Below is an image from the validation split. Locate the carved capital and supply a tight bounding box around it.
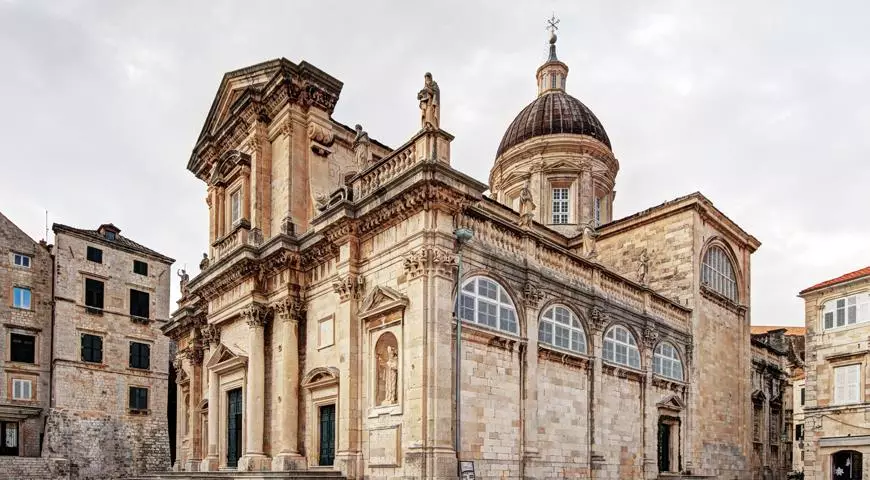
[589,306,609,332]
[642,326,659,349]
[522,282,545,308]
[402,246,456,279]
[281,117,293,137]
[201,324,220,347]
[240,303,271,328]
[172,354,184,373]
[332,274,365,302]
[186,341,205,364]
[274,295,306,323]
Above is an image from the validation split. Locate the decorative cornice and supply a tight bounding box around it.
[240,303,271,328]
[332,274,365,302]
[402,246,456,279]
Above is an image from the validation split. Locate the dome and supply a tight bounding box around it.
[496,92,611,157]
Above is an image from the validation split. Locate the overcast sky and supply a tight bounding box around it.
[2,0,868,325]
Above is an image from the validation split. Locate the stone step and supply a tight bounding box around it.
[131,471,345,480]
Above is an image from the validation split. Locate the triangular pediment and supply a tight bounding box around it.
[206,343,247,369]
[359,286,409,321]
[657,394,686,412]
[544,159,584,173]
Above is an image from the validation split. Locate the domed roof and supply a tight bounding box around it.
[496,92,611,157]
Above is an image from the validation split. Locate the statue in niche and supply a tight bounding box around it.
[637,248,650,285]
[353,124,371,170]
[375,332,399,406]
[417,72,440,129]
[581,222,599,258]
[517,180,536,228]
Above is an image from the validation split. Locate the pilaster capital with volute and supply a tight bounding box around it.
[201,324,221,347]
[589,305,609,333]
[522,282,545,309]
[240,303,271,328]
[332,274,365,302]
[274,295,306,323]
[642,325,659,350]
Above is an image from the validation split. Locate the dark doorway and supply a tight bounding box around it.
[0,421,19,456]
[226,388,243,468]
[658,419,671,473]
[318,404,336,466]
[832,450,863,480]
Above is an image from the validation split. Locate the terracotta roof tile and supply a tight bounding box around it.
[799,266,870,295]
[750,326,806,336]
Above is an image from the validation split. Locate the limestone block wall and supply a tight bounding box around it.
[595,374,643,479]
[535,358,590,478]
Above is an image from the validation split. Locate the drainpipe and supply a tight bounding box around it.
[453,228,473,472]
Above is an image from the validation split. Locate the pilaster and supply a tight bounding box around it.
[641,325,658,479]
[588,305,607,476]
[521,281,544,467]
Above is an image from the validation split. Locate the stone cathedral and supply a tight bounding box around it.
[165,27,760,480]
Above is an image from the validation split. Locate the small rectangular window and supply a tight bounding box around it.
[800,387,805,406]
[86,246,103,263]
[129,289,150,319]
[834,364,861,404]
[133,260,148,276]
[104,231,116,241]
[12,253,31,268]
[231,189,242,224]
[551,187,569,224]
[81,333,103,363]
[10,334,35,364]
[795,424,804,441]
[129,342,151,370]
[551,74,557,89]
[129,386,149,412]
[12,379,32,400]
[85,278,104,310]
[12,287,31,309]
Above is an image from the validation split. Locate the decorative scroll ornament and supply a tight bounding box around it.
[307,122,335,157]
[332,274,365,301]
[240,303,271,328]
[402,246,456,279]
[201,324,220,347]
[522,282,545,308]
[589,306,609,332]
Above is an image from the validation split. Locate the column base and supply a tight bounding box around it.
[238,454,271,472]
[183,459,201,472]
[334,451,363,479]
[200,456,220,472]
[272,452,306,471]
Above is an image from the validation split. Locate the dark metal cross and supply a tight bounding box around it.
[546,13,560,34]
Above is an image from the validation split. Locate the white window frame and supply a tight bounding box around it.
[833,364,861,405]
[551,187,569,224]
[12,253,31,268]
[12,379,32,400]
[822,293,870,330]
[458,276,518,334]
[538,305,587,354]
[12,286,31,310]
[230,188,242,225]
[701,245,738,302]
[603,325,641,369]
[653,342,684,380]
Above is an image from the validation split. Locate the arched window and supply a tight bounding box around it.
[458,276,518,334]
[538,305,586,353]
[603,325,640,368]
[702,245,738,301]
[653,342,684,380]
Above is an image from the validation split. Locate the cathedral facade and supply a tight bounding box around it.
[165,31,760,479]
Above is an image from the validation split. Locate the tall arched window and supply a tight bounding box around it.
[603,325,641,368]
[458,276,518,334]
[653,342,684,380]
[702,245,738,301]
[538,305,587,354]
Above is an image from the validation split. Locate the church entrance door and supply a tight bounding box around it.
[658,418,671,473]
[318,404,335,466]
[0,421,18,456]
[226,388,242,468]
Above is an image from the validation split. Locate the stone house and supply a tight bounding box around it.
[799,266,870,480]
[165,29,761,479]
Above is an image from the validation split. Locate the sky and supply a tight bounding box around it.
[1,0,869,325]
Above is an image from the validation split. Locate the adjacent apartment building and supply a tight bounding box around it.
[0,213,174,479]
[800,266,870,480]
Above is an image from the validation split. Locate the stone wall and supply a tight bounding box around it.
[0,457,73,480]
[534,358,590,479]
[42,408,169,479]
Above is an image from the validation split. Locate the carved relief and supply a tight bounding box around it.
[402,247,456,279]
[522,282,545,308]
[240,303,271,328]
[332,274,365,301]
[375,332,399,406]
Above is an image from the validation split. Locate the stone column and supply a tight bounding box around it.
[521,281,544,472]
[201,324,221,471]
[238,304,270,471]
[216,186,226,238]
[272,295,306,471]
[185,342,205,472]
